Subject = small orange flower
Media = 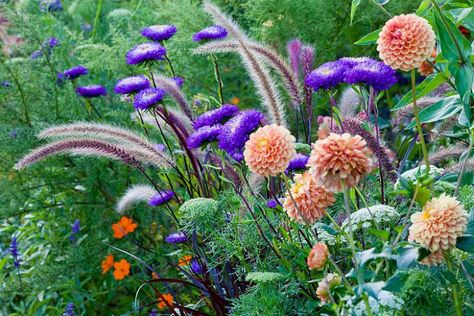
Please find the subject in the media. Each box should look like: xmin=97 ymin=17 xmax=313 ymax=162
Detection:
xmin=151 ymin=272 xmax=159 ymax=279
xmin=157 ymin=293 xmax=174 ymax=309
xmin=112 ymin=216 xmax=138 ymax=239
xmin=230 ymin=96 xmax=240 ymax=105
xmin=101 ymin=254 xmax=114 ymax=274
xmin=113 ymin=259 xmax=130 ymax=280
xmin=178 ymin=255 xmax=192 ymax=267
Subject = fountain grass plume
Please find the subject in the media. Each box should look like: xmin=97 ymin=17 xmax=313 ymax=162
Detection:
xmin=152 ymin=75 xmax=193 ymax=120
xmin=116 ymin=184 xmax=158 ymax=214
xmin=429 ymin=144 xmax=468 ymax=165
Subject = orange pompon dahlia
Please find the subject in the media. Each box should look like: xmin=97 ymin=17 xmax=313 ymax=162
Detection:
xmin=283 ymin=172 xmax=335 ymax=224
xmin=112 ymin=216 xmax=138 ymax=239
xmin=244 ymin=124 xmax=296 ymax=177
xmin=113 ymin=259 xmax=130 ymax=280
xmin=316 ymin=273 xmax=341 ymax=304
xmin=409 ymin=194 xmax=467 ymax=252
xmin=308 ymin=133 xmax=373 ymax=192
xmin=307 ymin=243 xmax=329 ymax=270
xmin=421 ymin=250 xmax=445 ymax=266
xmin=157 ymin=293 xmax=174 ymax=309
xmin=377 ymin=14 xmax=435 ymax=71
xmin=101 ymin=254 xmax=114 ymax=274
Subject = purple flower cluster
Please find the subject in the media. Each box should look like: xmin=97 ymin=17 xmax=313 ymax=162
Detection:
xmin=190 ymin=259 xmax=204 ymax=274
xmin=69 ymin=219 xmax=80 ymax=242
xmin=192 ymin=25 xmax=227 ymax=42
xmin=187 ymin=125 xmax=222 ymax=149
xmin=192 ymin=104 xmax=239 ymax=129
xmin=165 ymin=232 xmax=187 ymax=244
xmin=173 ymin=76 xmax=184 ymax=88
xmin=60 ymin=65 xmax=88 ymax=80
xmin=31 ymin=50 xmax=43 ymax=59
xmin=10 ymin=237 xmax=20 ymax=268
xmin=76 ymin=85 xmax=107 ymax=98
xmin=141 ymin=25 xmax=177 ymax=41
xmin=217 ymin=110 xmax=265 ymax=161
xmin=285 ymin=153 xmax=309 ymax=173
xmin=63 ymin=303 xmax=75 ymax=316
xmin=114 ymin=76 xmax=150 ymax=94
xmin=126 ymin=43 xmax=167 ymax=65
xmin=148 ymin=190 xmax=175 ymax=206
xmin=266 ymin=199 xmax=278 ymax=208
xmin=305 ymin=57 xmax=397 ymax=91
xmin=133 ymin=87 xmax=165 ymax=109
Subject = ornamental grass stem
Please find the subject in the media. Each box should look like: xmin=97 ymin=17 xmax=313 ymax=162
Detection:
xmin=92 ymin=0 xmax=103 ymax=39
xmin=369 ymin=87 xmax=385 ymax=204
xmin=454 ymin=129 xmax=473 ymax=196
xmin=446 ymin=256 xmax=463 ymax=316
xmin=210 ymin=54 xmax=224 ymax=104
xmin=410 ymin=69 xmax=430 ymax=172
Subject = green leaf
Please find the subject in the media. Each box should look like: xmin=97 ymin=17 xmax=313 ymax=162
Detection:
xmin=416 ymin=0 xmax=431 ymax=15
xmin=350 ymin=0 xmax=362 ymax=25
xmin=367 ymin=228 xmax=390 ymax=240
xmin=383 ymin=271 xmax=410 ymax=292
xmin=356 ymin=246 xmax=395 ymax=268
xmin=246 ymin=271 xmax=285 ymax=283
xmin=466 ymin=208 xmax=474 ymax=235
xmin=406 ymin=96 xmax=462 ymax=129
xmin=396 ymin=246 xmax=419 ymax=270
xmin=456 ymin=236 xmax=474 ymax=254
xmin=354 ymin=29 xmax=381 ymax=46
xmin=392 ymin=73 xmax=446 ymax=111
xmin=415 ymin=186 xmax=431 ymax=206
xmin=449 ymin=62 xmax=473 ymax=126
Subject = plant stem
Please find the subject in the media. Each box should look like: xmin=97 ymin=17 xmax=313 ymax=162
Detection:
xmin=454 ymin=129 xmax=473 ymax=196
xmin=92 ymin=0 xmax=103 ymax=39
xmin=1 ymin=60 xmax=30 ymax=126
xmin=362 ymin=293 xmax=373 ymax=316
xmin=369 ymin=87 xmax=385 ymax=204
xmin=369 ymin=0 xmax=392 ymax=18
xmin=342 ymin=185 xmax=359 ymax=275
xmin=392 ymin=184 xmax=420 ymax=246
xmin=210 ymin=54 xmax=224 ymax=104
xmin=446 ymin=257 xmax=463 ymax=316
xmin=410 ymin=69 xmax=430 ymax=172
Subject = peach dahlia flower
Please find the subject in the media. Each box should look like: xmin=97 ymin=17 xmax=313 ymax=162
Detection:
xmin=307 ymin=243 xmax=329 ymax=270
xmin=244 ymin=124 xmax=296 ymax=177
xmin=421 ymin=250 xmax=445 ymax=266
xmin=316 ymin=273 xmax=341 ymax=304
xmin=308 ymin=133 xmax=372 ymax=192
xmin=283 ymin=172 xmax=335 ymax=224
xmin=409 ymin=194 xmax=467 ymax=252
xmin=377 ymin=14 xmax=435 ymax=71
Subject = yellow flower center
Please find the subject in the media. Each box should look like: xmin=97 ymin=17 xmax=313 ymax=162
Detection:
xmin=421 ymin=210 xmax=431 ymax=220
xmin=258 ymin=139 xmax=269 ymax=150
xmin=293 ymin=182 xmax=304 ymax=194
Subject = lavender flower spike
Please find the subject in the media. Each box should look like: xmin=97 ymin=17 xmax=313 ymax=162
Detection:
xmin=165 ymin=232 xmax=187 ymax=244
xmin=63 ymin=303 xmax=75 ymax=316
xmin=187 ymin=125 xmax=222 ymax=149
xmin=70 ymin=219 xmax=80 ymax=242
xmin=76 ymin=85 xmax=107 ymax=98
xmin=10 ymin=237 xmax=20 ymax=268
xmin=305 ymin=61 xmax=345 ymax=91
xmin=133 ymin=88 xmax=166 ymax=110
xmin=114 ymin=76 xmax=150 ymax=94
xmin=141 ymin=25 xmax=177 ymax=41
xmin=61 ymin=65 xmax=88 ymax=80
xmin=148 ymin=190 xmax=175 ymax=206
xmin=126 ymin=43 xmax=167 ymax=65
xmin=192 ymin=25 xmax=227 ymax=41
xmin=192 ymin=104 xmax=239 ymax=129
xmin=190 ymin=259 xmax=204 ymax=274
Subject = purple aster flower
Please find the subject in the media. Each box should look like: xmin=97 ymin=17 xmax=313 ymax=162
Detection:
xmin=47 ymin=37 xmax=59 ymax=48
xmin=76 ymin=85 xmax=107 ymax=98
xmin=114 ymin=76 xmax=150 ymax=94
xmin=267 ymin=199 xmax=278 ymax=208
xmin=1 ymin=80 xmax=11 ymax=88
xmin=305 ymin=61 xmax=345 ymax=91
xmin=165 ymin=232 xmax=187 ymax=244
xmin=190 ymin=259 xmax=204 ymax=274
xmin=192 ymin=25 xmax=227 ymax=42
xmin=338 ymin=57 xmax=374 ymax=68
xmin=31 ymin=50 xmax=43 ymax=59
xmin=217 ymin=110 xmax=264 ymax=161
xmin=343 ymin=59 xmax=397 ymax=91
xmin=63 ymin=303 xmax=75 ymax=316
xmin=187 ymin=125 xmax=222 ymax=149
xmin=192 ymin=104 xmax=239 ymax=129
xmin=148 ymin=190 xmax=175 ymax=206
xmin=141 ymin=25 xmax=177 ymax=41
xmin=40 ymin=0 xmax=63 ymax=12
xmin=61 ymin=65 xmax=88 ymax=80
xmin=10 ymin=237 xmax=20 ymax=268
xmin=154 ymin=143 xmax=166 ymax=152
xmin=173 ymin=76 xmax=184 ymax=88
xmin=285 ymin=153 xmax=309 ymax=173
xmin=133 ymin=87 xmax=165 ymax=109
xmin=126 ymin=43 xmax=167 ymax=65
xmin=69 ymin=219 xmax=80 ymax=242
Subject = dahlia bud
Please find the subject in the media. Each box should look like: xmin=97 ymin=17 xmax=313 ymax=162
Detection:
xmin=307 ymin=243 xmax=329 ymax=270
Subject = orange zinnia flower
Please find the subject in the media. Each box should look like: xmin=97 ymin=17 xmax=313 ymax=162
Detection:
xmin=178 ymin=255 xmax=192 ymax=267
xmin=112 ymin=216 xmax=138 ymax=239
xmin=101 ymin=254 xmax=114 ymax=274
xmin=157 ymin=293 xmax=174 ymax=309
xmin=113 ymin=259 xmax=130 ymax=280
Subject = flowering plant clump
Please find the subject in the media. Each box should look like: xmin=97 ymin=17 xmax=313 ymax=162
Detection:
xmin=3 ymin=0 xmax=474 ymax=315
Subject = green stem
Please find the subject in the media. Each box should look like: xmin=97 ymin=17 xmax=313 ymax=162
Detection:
xmin=369 ymin=0 xmax=392 ymax=18
xmin=92 ymin=0 xmax=103 ymax=39
xmin=211 ymin=54 xmax=224 ymax=104
xmin=362 ymin=293 xmax=373 ymax=316
xmin=454 ymin=129 xmax=473 ymax=196
xmin=1 ymin=60 xmax=30 ymax=126
xmin=446 ymin=257 xmax=463 ymax=316
xmin=411 ymin=69 xmax=430 ymax=172
xmin=343 ymin=186 xmax=359 ymax=275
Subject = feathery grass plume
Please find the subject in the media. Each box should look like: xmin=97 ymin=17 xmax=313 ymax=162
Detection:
xmin=429 ymin=144 xmax=468 ymax=165
xmin=444 ymin=159 xmax=474 ymax=174
xmin=194 ymin=40 xmax=302 ymax=109
xmin=152 ymin=74 xmax=193 ymax=120
xmin=342 ymin=118 xmax=397 ymax=182
xmin=209 ymin=154 xmax=242 ymax=191
xmin=15 ymin=139 xmax=142 ymax=170
xmin=391 ymin=96 xmax=443 ymax=128
xmin=287 ymin=39 xmax=302 ymax=77
xmin=155 ymin=106 xmax=193 ymax=138
xmin=338 ymin=87 xmax=362 ymax=118
xmin=38 ymin=122 xmax=173 ymax=168
xmin=116 ymin=184 xmax=158 ymax=214
xmin=202 ymin=2 xmax=287 ymax=127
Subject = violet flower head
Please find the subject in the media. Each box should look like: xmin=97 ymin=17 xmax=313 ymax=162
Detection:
xmin=149 ymin=190 xmax=175 ymax=206
xmin=31 ymin=50 xmax=43 ymax=59
xmin=287 ymin=39 xmax=302 ymax=77
xmin=165 ymin=232 xmax=187 ymax=244
xmin=173 ymin=76 xmax=184 ymax=88
xmin=305 ymin=61 xmax=345 ymax=91
xmin=190 ymin=259 xmax=204 ymax=274
xmin=1 ymin=80 xmax=11 ymax=88
xmin=343 ymin=59 xmax=397 ymax=90
xmin=114 ymin=76 xmax=150 ymax=94
xmin=192 ymin=104 xmax=239 ymax=129
xmin=217 ymin=109 xmax=265 ymax=161
xmin=187 ymin=125 xmax=222 ymax=149
xmin=69 ymin=219 xmax=80 ymax=242
xmin=267 ymin=199 xmax=278 ymax=208
xmin=286 ymin=153 xmax=309 ymax=173
xmin=40 ymin=0 xmax=63 ymax=12
xmin=192 ymin=25 xmax=227 ymax=42
xmin=63 ymin=303 xmax=75 ymax=316
xmin=126 ymin=43 xmax=166 ymax=65
xmin=10 ymin=237 xmax=20 ymax=268
xmin=47 ymin=37 xmax=59 ymax=48
xmin=133 ymin=87 xmax=166 ymax=109
xmin=76 ymin=85 xmax=107 ymax=98
xmin=141 ymin=25 xmax=177 ymax=41
xmin=61 ymin=65 xmax=88 ymax=80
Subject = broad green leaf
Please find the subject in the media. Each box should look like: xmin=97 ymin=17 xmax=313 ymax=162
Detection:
xmin=449 ymin=62 xmax=473 ymax=126
xmin=466 ymin=207 xmax=474 ymax=235
xmin=396 ymin=246 xmax=419 ymax=270
xmin=354 ymin=29 xmax=381 ymax=46
xmin=416 ymin=0 xmax=431 ymax=15
xmin=456 ymin=236 xmax=474 ymax=254
xmin=350 ymin=0 xmax=362 ymax=25
xmin=433 ymin=9 xmax=472 ymax=62
xmin=392 ymin=73 xmax=446 ymax=111
xmin=358 ymin=281 xmax=386 ymax=299
xmin=415 ymin=186 xmax=431 ymax=206
xmin=383 ymin=271 xmax=410 ymax=292
xmin=459 ymin=8 xmax=474 ymax=31
xmin=406 ymin=96 xmax=462 ymax=128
